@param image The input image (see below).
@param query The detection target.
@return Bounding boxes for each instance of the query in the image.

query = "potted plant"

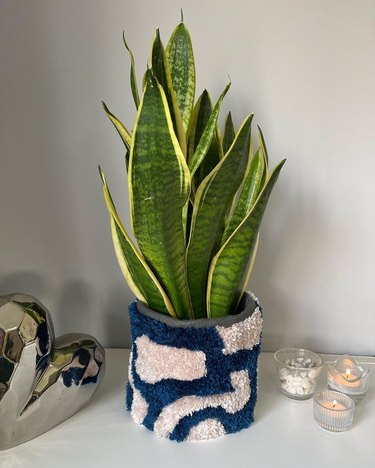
[100,17,285,442]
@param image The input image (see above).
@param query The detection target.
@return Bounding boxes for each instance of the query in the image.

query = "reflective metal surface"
[0,293,105,450]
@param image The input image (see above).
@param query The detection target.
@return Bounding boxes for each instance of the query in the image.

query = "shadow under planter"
[0,293,105,450]
[126,292,263,442]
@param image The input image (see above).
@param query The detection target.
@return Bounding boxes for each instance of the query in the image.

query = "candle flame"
[346,369,351,378]
[332,400,337,408]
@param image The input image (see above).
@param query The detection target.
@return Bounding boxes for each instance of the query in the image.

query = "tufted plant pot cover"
[126,292,263,442]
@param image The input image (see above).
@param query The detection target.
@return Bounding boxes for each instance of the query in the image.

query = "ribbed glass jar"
[313,390,355,432]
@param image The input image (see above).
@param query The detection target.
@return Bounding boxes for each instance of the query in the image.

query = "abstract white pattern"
[128,349,148,425]
[153,370,251,438]
[130,387,149,425]
[187,419,226,441]
[216,309,263,355]
[135,335,207,383]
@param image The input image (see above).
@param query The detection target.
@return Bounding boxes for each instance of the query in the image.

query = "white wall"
[1,0,374,354]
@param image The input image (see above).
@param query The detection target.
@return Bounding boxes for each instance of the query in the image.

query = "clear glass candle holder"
[274,348,323,400]
[327,355,370,403]
[314,390,355,432]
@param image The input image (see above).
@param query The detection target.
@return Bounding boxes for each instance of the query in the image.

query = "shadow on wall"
[251,171,329,352]
[102,286,131,348]
[0,271,51,301]
[55,279,98,334]
[55,282,131,348]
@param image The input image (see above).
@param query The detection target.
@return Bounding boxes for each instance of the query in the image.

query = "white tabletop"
[1,350,374,468]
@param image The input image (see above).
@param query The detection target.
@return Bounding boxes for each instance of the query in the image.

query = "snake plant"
[100,19,285,320]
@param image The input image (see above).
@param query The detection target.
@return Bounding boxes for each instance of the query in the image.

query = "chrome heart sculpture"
[0,293,105,450]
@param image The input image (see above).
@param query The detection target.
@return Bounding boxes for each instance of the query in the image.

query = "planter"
[126,291,263,442]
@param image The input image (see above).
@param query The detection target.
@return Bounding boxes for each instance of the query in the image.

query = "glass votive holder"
[327,355,370,403]
[274,348,323,400]
[314,390,355,432]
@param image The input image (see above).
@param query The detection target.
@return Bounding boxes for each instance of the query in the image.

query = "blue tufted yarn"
[126,293,262,442]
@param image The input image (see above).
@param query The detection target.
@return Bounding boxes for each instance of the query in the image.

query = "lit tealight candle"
[314,391,355,432]
[327,355,370,402]
[321,399,346,411]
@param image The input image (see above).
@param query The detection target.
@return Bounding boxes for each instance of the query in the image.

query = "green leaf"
[186,114,253,318]
[142,69,148,92]
[123,33,140,109]
[102,102,131,150]
[99,168,176,317]
[242,232,260,293]
[221,148,265,244]
[151,29,186,154]
[249,133,254,160]
[166,22,196,131]
[222,112,235,155]
[257,125,269,168]
[187,90,221,192]
[207,159,286,318]
[128,71,193,319]
[186,91,208,163]
[188,83,231,176]
[125,149,130,171]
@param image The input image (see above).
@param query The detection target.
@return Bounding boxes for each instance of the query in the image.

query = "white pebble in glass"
[314,391,355,432]
[274,348,323,400]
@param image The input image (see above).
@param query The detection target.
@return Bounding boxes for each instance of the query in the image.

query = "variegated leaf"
[188,83,231,176]
[187,90,221,192]
[151,29,186,155]
[123,33,140,109]
[186,114,253,318]
[166,22,196,131]
[257,125,269,169]
[102,102,131,150]
[221,147,265,244]
[128,71,192,319]
[99,168,175,317]
[222,111,235,155]
[207,159,286,317]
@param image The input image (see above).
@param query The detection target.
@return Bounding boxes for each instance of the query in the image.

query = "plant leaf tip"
[122,31,129,48]
[98,165,105,183]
